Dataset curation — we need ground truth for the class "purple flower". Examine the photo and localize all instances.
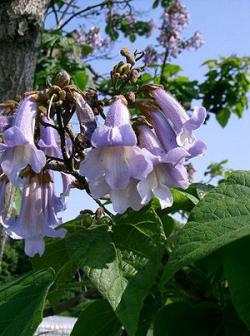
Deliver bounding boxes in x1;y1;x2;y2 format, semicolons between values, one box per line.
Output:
58;173;76;211
74;92;97;143
38;116;62;158
5;172;66;257
0;96;46;184
137;125;189;209
80;97;152;213
152;88;207;156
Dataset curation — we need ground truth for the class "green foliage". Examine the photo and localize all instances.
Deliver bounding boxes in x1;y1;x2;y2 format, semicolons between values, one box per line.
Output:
200;57;250;126
161;171;250;286
154;302;221;336
66;207;165;336
0;269;54;336
223;237;250;329
35;29;89;88
0;239;32;284
204;159;229;180
71;299;121;336
105;18;153;42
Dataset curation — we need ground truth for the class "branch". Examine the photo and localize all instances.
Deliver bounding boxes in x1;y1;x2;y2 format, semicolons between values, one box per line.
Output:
160;48;169;84
58;0;132;30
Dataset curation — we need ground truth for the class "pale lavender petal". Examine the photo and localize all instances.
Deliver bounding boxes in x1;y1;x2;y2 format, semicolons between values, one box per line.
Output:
25;238;45;257
184;106;207;131
127;147;153;180
162;147;190;165
151;111;178;151
28;146;47;174
188;139;207;157
12;96;37;141
138;125;165;156
58;173;76;211
91;124;137;147
153;88;188;132
0;146;45;184
74;92;97;141
158;164;190;189
80;148;105;181
89;178;110;199
3;126;29;146
105;98;130;127
38;117;62;158
5;173;67;257
137;172;157;205
111;180;143;213
102;147;131;189
0;96;46;184
152;185;173;209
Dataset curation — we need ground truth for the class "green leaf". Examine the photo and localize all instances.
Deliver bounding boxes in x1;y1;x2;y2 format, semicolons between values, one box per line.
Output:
0;269;54;336
216;108;231;127
66;208;165;336
72;70;88;90
163;64;183;78
223;236;250;329
223;304;250;336
71;299;121;336
81;44;93;57
159;188;199;214
161;171;250;286
152;0;160;8
154;302;220;336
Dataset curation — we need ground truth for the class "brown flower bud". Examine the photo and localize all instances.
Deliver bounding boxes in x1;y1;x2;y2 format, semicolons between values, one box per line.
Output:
53;71;71;88
120;48;136;65
130;69;139;83
126;92;136;104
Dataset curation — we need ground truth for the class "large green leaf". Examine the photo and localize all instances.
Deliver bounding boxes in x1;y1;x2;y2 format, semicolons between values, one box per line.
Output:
0;268;55;336
161;171;250;286
223;236;250;329
32;215;95;304
66;207;165;336
154;302;220;336
71;299;121;336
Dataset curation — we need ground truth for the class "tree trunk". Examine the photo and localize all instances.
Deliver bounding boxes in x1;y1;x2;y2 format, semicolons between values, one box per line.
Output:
0;0;49;100
0;0;49;267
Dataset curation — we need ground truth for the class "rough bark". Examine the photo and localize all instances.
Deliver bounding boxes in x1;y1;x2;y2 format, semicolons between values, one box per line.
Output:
0;0;50;100
0;0;50;267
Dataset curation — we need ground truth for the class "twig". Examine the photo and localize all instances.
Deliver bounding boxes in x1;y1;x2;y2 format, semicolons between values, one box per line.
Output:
160;48;169;84
58;0;132;30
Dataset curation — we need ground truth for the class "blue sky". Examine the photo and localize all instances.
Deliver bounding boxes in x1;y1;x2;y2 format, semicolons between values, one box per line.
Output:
49;0;250;221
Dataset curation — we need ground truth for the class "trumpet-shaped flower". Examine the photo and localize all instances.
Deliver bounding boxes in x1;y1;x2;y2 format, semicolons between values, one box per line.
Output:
38;116;62;158
80;97;152;213
5;172;66;257
152;87;207;156
137;125;189;209
0;96;46;184
74;92;97;144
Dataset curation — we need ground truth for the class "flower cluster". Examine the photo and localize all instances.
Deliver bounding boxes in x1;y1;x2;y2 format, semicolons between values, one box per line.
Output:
81;86;206;213
77;26;110;50
0;78;206;257
144;0;204;63
0;96;75;256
